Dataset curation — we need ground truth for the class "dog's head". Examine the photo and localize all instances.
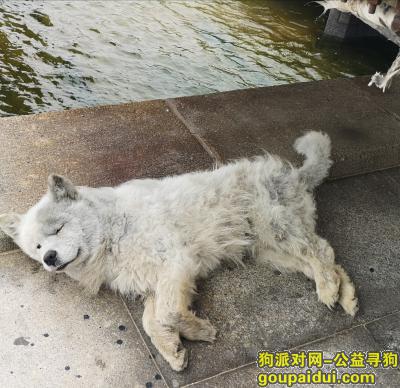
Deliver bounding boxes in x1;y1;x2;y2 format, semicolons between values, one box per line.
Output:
0;175;99;273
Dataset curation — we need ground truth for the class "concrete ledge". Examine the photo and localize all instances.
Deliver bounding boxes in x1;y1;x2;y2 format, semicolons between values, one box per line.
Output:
169;76;400;179
0;99;214;252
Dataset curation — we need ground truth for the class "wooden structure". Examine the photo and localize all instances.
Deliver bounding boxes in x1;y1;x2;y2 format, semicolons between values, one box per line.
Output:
321;0;400;91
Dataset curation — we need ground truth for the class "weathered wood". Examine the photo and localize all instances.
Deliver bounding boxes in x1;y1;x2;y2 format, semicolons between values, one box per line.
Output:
320;0;400;90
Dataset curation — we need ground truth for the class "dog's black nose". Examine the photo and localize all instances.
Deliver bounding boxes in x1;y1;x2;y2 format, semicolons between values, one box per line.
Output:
43;250;57;266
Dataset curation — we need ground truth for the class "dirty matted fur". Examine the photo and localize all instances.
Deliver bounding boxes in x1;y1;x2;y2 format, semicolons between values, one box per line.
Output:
0;131;358;371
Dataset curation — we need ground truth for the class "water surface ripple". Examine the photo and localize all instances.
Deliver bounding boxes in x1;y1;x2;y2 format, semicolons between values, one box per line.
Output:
0;0;394;116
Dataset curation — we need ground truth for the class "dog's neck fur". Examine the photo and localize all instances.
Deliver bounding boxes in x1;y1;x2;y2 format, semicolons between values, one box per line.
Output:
65;186;130;294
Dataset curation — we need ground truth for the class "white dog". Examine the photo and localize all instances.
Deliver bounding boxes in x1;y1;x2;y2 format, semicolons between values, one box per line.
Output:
0;131;358;371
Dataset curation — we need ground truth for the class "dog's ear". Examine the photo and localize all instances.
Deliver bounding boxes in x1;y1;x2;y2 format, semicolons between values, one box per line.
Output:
48;174;79;202
0;213;21;240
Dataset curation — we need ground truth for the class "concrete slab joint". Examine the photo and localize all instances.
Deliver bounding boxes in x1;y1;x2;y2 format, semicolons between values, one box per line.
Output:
166;98;223;166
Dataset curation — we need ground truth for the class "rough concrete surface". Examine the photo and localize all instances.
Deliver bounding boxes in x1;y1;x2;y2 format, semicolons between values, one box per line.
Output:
293;326;400;387
0;229;17;253
366;312;400;355
169;76;400;178
0;99;213;215
317;168;400;323
0;250;165;388
352;76;400;120
195;326;400;387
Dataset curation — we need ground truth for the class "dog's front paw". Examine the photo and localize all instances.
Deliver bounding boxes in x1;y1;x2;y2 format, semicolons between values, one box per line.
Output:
168;345;189;372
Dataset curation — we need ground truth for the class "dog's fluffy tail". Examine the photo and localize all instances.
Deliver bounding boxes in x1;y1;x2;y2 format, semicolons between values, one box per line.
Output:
294;131;332;190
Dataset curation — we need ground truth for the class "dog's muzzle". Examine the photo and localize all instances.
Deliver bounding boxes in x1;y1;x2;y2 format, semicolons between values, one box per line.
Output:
55;249;81;271
43;249;80;272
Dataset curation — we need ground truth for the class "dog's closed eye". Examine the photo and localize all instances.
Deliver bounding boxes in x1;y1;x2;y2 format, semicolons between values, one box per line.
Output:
55;224;64;235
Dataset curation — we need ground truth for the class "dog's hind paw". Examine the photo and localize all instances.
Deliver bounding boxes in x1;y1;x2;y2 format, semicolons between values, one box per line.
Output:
341;296;359;317
335;264;358;317
318;290;339;310
316;270;340;309
338;282;358;317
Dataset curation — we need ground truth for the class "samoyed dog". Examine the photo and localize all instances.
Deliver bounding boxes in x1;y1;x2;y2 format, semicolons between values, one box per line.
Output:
0;131;357;371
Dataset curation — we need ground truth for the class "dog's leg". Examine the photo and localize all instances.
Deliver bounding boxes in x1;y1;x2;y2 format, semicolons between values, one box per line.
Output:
314;237;335;264
256;248;314;276
305;257;358;316
260;240;351;313
312;237;358;316
304;237;341;309
155;277;217;343
174;309;217;343
257;220;357;315
306;256;341;309
258;247;339;307
293;237;358;316
142;296;188;372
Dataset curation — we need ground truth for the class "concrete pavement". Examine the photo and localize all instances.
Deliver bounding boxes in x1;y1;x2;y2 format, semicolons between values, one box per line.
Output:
0;76;400;387
0;249;164;388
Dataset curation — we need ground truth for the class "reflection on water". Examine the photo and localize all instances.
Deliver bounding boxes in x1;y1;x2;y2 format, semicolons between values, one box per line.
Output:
0;0;396;116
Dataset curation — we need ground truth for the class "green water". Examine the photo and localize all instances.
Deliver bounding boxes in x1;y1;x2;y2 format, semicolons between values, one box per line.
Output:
0;0;396;117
